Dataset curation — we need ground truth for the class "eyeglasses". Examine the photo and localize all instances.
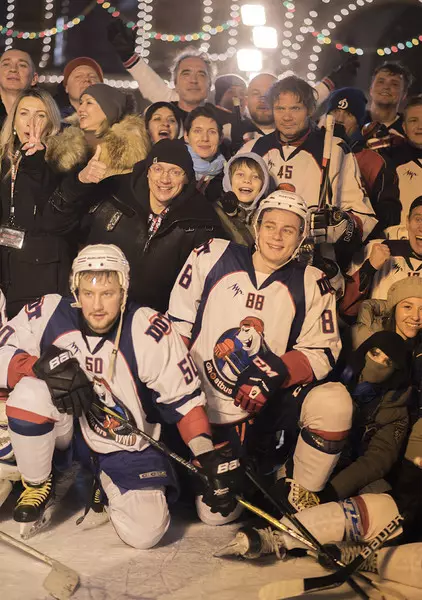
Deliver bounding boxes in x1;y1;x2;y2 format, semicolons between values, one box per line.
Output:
149;164;185;179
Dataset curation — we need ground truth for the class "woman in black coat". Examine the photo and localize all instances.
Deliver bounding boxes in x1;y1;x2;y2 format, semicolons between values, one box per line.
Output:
0;88;79;317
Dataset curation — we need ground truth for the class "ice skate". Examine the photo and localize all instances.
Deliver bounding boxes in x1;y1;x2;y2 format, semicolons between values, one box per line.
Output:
13;474;55;540
214;526;286;559
77;478;109;529
317;541;378;573
282;478;320;513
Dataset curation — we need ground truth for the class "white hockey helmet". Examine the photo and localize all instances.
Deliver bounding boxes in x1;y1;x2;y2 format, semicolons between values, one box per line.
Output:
253;190;309;236
70;244;130;297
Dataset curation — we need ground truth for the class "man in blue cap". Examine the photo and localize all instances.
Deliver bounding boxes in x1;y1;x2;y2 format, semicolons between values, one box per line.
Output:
327;87;400;236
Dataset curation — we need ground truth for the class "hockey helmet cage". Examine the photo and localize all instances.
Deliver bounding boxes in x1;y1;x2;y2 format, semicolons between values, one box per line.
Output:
71;244;130;296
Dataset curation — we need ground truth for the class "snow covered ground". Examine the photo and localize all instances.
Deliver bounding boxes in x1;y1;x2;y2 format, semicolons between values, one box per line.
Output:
0;473;420;600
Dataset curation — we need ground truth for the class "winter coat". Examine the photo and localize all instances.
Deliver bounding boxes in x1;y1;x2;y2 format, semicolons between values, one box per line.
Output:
328;298;411;500
0;148;80;318
48;118;227;312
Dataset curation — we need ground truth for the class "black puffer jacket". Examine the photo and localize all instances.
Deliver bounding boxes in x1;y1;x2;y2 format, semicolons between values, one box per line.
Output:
52;162;227;312
0;151;77;317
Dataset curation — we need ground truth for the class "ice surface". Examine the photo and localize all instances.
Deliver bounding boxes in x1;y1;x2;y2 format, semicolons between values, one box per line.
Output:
0;477;420;600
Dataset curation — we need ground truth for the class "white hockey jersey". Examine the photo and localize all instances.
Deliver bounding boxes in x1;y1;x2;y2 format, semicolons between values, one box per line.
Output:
383;145;422;240
240;128;377;241
0;295;206;454
168;239;341;425
348;239;422;300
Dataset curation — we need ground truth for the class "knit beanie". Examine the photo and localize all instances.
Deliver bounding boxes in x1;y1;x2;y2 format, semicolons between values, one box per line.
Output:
409;196;422;217
144;101;182;134
63;57;103;87
387;277;422;310
144;138;195;180
214;74;247;106
327;87;367;127
82;83;131;126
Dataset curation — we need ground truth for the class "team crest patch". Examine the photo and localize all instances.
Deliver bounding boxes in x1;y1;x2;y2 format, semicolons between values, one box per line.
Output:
86;378;137;447
205;316;267;398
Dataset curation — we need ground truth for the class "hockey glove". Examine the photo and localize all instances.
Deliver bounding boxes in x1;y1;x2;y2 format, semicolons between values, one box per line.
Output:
33;345;95;417
196;443;243;516
233;351;288;413
107;20;136;64
219;191;239;217
324;55;360;89
310;207;356;245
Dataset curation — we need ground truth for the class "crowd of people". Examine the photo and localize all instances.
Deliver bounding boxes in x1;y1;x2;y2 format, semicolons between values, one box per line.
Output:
0;18;422;594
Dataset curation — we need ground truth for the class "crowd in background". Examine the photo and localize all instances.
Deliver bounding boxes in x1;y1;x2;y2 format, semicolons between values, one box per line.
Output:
0;16;422;586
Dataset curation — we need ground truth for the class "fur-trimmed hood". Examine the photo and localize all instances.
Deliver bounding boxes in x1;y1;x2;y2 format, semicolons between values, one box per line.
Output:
45;114;151;176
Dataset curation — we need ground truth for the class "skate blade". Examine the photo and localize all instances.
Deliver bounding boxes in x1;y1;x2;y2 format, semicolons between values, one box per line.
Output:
19;502;55;540
78;509;109;530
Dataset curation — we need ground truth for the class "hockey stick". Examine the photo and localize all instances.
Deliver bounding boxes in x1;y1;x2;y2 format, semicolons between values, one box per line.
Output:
317;113;335;210
0;530;79;600
93;405;399;599
259;515;404;600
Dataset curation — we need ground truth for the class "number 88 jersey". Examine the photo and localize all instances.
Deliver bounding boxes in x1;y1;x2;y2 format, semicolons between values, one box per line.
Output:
168;239;341;425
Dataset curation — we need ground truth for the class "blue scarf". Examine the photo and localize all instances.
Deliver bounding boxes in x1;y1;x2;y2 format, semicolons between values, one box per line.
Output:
187;145;226;181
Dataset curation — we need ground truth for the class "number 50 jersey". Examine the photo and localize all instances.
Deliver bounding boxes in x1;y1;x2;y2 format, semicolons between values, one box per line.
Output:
168;239;341;425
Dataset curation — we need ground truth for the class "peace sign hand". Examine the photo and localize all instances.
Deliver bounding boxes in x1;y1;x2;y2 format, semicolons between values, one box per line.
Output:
22;116;45;156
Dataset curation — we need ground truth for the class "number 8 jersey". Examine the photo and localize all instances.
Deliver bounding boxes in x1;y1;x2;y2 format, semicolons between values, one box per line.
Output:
168;239;341;425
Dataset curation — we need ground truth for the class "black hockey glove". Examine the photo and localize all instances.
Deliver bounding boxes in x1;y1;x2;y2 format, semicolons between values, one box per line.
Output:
233;351;288;413
219;191;239;217
196;443;243;516
107;20;136;64
325;55;360;88
310;207;357;245
33;345;95;417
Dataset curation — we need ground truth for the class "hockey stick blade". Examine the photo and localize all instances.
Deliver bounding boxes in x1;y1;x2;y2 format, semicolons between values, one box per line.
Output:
0;530;79;599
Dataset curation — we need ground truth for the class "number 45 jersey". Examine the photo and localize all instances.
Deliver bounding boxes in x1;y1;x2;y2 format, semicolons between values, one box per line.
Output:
168;239;341;425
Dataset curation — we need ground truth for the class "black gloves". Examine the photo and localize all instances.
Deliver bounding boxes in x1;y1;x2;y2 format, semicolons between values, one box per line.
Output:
233;351;288;413
326;55;360;89
220;191;239;217
197;443;243;516
107;20;136;64
33;345;95;417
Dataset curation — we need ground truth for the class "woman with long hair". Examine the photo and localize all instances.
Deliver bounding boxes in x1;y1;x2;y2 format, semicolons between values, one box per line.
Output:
0;88;78;317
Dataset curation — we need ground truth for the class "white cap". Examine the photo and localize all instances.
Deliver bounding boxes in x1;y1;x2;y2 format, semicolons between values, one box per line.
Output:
254;190;308;236
70;244;130;297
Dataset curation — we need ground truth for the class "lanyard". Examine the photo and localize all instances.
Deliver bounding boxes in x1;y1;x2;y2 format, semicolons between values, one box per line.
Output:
9;149;21;224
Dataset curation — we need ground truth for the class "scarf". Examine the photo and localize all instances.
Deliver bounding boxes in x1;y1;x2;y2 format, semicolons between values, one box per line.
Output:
187;145;226;181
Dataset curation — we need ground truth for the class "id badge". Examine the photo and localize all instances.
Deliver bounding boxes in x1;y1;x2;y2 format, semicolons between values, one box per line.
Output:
0;225;26;249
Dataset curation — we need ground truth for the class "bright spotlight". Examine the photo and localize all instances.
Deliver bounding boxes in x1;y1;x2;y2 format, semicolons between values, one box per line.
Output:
240;4;266;26
237;48;263;72
253;26;278;49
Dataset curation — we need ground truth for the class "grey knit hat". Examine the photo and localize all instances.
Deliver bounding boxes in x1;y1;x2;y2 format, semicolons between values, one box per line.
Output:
82;83;131;126
387;277;422;310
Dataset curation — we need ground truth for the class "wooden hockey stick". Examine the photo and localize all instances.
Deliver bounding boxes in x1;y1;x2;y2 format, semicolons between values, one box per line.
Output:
0;530;79;599
94;404;409;599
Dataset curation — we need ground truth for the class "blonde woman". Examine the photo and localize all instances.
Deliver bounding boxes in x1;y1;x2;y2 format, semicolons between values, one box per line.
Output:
0;88;79;317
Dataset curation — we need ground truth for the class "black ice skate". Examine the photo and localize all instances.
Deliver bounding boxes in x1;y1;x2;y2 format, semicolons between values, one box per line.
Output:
14;474;55;539
214;526;286;560
318;542;378;573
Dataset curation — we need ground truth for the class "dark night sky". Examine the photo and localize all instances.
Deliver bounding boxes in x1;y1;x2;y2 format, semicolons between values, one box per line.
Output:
1;0;421;96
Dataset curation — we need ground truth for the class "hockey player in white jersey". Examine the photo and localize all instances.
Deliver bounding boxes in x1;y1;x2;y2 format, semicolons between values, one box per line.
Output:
341;196;422;318
0;245;242;546
168;190;353;517
0;289;19;508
